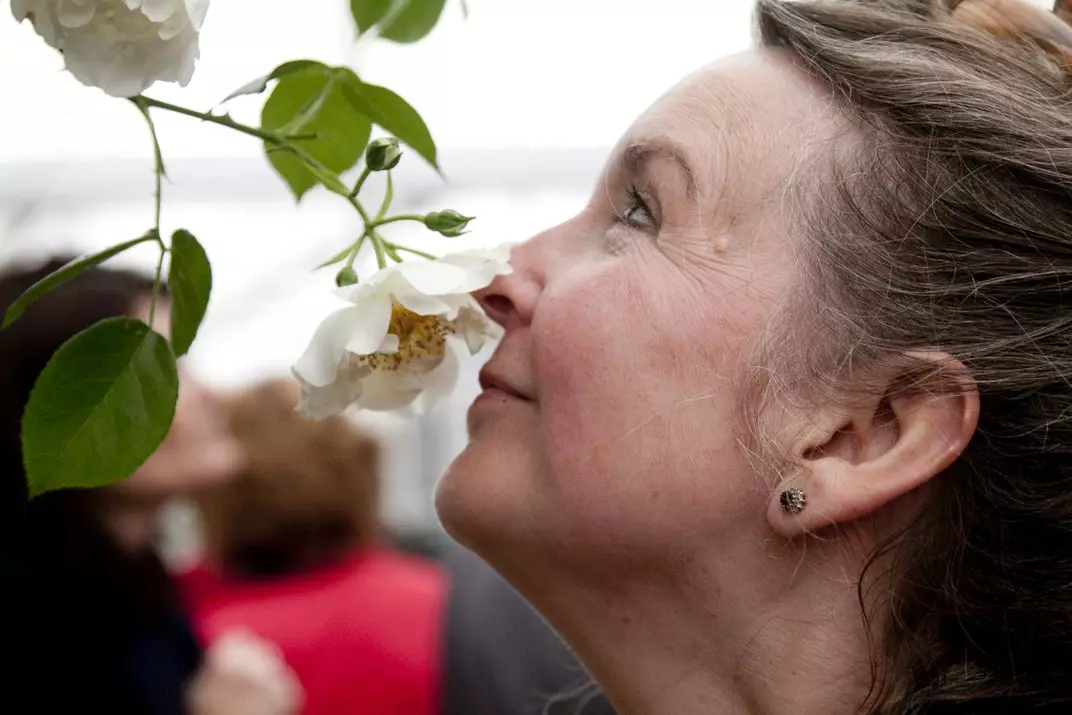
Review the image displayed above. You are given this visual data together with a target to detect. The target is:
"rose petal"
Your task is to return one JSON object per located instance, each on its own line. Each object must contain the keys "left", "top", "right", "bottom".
{"left": 376, "top": 333, "right": 400, "bottom": 354}
{"left": 11, "top": 0, "right": 36, "bottom": 21}
{"left": 31, "top": 0, "right": 207, "bottom": 96}
{"left": 435, "top": 247, "right": 514, "bottom": 292}
{"left": 439, "top": 244, "right": 515, "bottom": 268}
{"left": 157, "top": 10, "right": 186, "bottom": 39}
{"left": 293, "top": 306, "right": 368, "bottom": 387}
{"left": 295, "top": 372, "right": 363, "bottom": 420}
{"left": 14, "top": 1, "right": 62, "bottom": 48}
{"left": 343, "top": 293, "right": 392, "bottom": 355}
{"left": 395, "top": 260, "right": 470, "bottom": 296}
{"left": 357, "top": 372, "right": 422, "bottom": 412}
{"left": 454, "top": 303, "right": 498, "bottom": 354}
{"left": 62, "top": 32, "right": 158, "bottom": 96}
{"left": 415, "top": 340, "right": 461, "bottom": 414}
{"left": 170, "top": 39, "right": 199, "bottom": 86}
{"left": 58, "top": 0, "right": 96, "bottom": 28}
{"left": 140, "top": 0, "right": 179, "bottom": 23}
{"left": 393, "top": 288, "right": 453, "bottom": 317}
{"left": 334, "top": 267, "right": 400, "bottom": 303}
{"left": 183, "top": 0, "right": 210, "bottom": 29}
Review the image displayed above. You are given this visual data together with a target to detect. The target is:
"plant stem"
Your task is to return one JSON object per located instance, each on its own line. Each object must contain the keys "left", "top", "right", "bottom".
{"left": 149, "top": 247, "right": 167, "bottom": 328}
{"left": 344, "top": 192, "right": 390, "bottom": 270}
{"left": 346, "top": 233, "right": 368, "bottom": 268}
{"left": 350, "top": 167, "right": 371, "bottom": 198}
{"left": 135, "top": 96, "right": 346, "bottom": 200}
{"left": 390, "top": 244, "right": 438, "bottom": 260}
{"left": 317, "top": 243, "right": 352, "bottom": 269}
{"left": 133, "top": 96, "right": 444, "bottom": 280}
{"left": 136, "top": 94, "right": 379, "bottom": 252}
{"left": 373, "top": 213, "right": 425, "bottom": 228}
{"left": 375, "top": 172, "right": 394, "bottom": 221}
{"left": 369, "top": 230, "right": 388, "bottom": 269}
{"left": 346, "top": 195, "right": 373, "bottom": 227}
{"left": 131, "top": 98, "right": 166, "bottom": 234}
{"left": 136, "top": 95, "right": 283, "bottom": 144}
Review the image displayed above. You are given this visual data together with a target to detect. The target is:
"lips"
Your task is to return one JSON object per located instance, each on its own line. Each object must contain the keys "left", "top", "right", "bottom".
{"left": 478, "top": 366, "right": 531, "bottom": 402}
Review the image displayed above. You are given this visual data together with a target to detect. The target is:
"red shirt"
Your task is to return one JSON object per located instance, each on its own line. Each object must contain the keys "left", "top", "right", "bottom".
{"left": 178, "top": 548, "right": 447, "bottom": 715}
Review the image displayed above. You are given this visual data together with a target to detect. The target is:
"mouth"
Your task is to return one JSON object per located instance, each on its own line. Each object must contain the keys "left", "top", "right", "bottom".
{"left": 477, "top": 367, "right": 531, "bottom": 402}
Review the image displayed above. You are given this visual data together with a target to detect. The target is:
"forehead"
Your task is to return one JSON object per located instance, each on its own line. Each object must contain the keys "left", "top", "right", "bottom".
{"left": 618, "top": 49, "right": 845, "bottom": 218}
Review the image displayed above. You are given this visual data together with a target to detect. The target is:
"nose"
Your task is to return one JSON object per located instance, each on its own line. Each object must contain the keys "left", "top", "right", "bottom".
{"left": 473, "top": 244, "right": 540, "bottom": 331}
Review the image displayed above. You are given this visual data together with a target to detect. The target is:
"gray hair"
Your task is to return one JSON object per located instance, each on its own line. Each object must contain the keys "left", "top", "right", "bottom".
{"left": 756, "top": 0, "right": 1072, "bottom": 711}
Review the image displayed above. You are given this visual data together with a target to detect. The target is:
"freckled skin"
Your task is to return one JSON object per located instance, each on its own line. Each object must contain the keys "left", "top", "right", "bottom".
{"left": 437, "top": 52, "right": 837, "bottom": 582}
{"left": 436, "top": 51, "right": 935, "bottom": 715}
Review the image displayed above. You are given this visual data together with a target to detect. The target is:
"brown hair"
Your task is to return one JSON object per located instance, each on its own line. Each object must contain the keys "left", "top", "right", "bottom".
{"left": 753, "top": 0, "right": 1072, "bottom": 711}
{"left": 199, "top": 379, "right": 381, "bottom": 577}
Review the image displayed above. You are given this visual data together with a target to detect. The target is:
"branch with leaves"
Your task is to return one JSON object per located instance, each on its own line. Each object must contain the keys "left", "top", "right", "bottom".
{"left": 4, "top": 0, "right": 501, "bottom": 497}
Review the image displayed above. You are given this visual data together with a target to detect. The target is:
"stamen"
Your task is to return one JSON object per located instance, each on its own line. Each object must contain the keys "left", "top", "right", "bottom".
{"left": 359, "top": 303, "right": 454, "bottom": 371}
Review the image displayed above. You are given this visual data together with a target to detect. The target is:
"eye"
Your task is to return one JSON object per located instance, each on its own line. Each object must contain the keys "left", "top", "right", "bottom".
{"left": 620, "top": 185, "right": 657, "bottom": 231}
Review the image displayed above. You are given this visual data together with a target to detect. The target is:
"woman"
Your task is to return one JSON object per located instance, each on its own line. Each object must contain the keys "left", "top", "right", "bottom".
{"left": 435, "top": 0, "right": 1072, "bottom": 712}
{"left": 182, "top": 379, "right": 614, "bottom": 715}
{"left": 1, "top": 258, "right": 300, "bottom": 715}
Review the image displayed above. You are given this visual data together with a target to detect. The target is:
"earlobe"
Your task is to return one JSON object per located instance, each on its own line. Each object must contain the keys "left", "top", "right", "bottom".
{"left": 768, "top": 355, "right": 979, "bottom": 537}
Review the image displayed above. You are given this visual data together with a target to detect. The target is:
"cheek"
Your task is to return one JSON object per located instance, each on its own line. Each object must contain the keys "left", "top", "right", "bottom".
{"left": 530, "top": 261, "right": 763, "bottom": 542}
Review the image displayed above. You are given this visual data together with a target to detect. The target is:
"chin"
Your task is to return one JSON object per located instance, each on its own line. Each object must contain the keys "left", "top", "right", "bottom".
{"left": 435, "top": 427, "right": 543, "bottom": 562}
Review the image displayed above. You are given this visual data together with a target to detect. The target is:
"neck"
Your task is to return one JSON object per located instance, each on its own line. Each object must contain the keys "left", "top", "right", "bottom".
{"left": 510, "top": 546, "right": 876, "bottom": 715}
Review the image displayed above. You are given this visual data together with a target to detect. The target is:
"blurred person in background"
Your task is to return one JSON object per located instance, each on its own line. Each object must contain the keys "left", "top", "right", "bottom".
{"left": 181, "top": 378, "right": 448, "bottom": 715}
{"left": 438, "top": 540, "right": 615, "bottom": 715}
{"left": 1, "top": 257, "right": 301, "bottom": 715}
{"left": 182, "top": 378, "right": 614, "bottom": 715}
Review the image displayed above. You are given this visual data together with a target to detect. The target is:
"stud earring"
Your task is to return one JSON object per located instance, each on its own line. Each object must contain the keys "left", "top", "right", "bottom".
{"left": 779, "top": 487, "right": 807, "bottom": 515}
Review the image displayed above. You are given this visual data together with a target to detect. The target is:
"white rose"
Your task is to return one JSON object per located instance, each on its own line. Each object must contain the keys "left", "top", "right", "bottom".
{"left": 293, "top": 246, "right": 513, "bottom": 419}
{"left": 11, "top": 0, "right": 210, "bottom": 98}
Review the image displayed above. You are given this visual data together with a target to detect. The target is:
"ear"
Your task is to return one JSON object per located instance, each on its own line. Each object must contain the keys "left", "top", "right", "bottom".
{"left": 767, "top": 353, "right": 979, "bottom": 537}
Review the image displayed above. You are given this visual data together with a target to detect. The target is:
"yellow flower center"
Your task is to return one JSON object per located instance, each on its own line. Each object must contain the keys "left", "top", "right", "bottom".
{"left": 360, "top": 303, "right": 453, "bottom": 371}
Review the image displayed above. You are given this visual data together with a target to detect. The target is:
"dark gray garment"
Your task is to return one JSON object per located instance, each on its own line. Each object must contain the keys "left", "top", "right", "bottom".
{"left": 440, "top": 541, "right": 617, "bottom": 715}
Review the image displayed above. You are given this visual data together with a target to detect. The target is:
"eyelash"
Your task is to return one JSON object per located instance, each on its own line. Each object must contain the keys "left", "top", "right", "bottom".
{"left": 620, "top": 185, "right": 656, "bottom": 231}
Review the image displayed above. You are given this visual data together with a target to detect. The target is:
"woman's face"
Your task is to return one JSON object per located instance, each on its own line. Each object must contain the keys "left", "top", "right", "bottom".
{"left": 112, "top": 296, "right": 244, "bottom": 503}
{"left": 438, "top": 51, "right": 838, "bottom": 577}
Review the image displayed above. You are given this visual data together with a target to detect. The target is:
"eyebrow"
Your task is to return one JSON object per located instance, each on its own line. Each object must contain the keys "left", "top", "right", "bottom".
{"left": 620, "top": 138, "right": 700, "bottom": 201}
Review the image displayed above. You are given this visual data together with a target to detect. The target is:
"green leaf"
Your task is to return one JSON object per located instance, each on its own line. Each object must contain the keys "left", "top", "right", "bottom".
{"left": 222, "top": 59, "right": 324, "bottom": 103}
{"left": 22, "top": 318, "right": 179, "bottom": 496}
{"left": 2, "top": 233, "right": 158, "bottom": 329}
{"left": 267, "top": 144, "right": 352, "bottom": 197}
{"left": 339, "top": 73, "right": 438, "bottom": 169}
{"left": 278, "top": 74, "right": 337, "bottom": 137}
{"left": 261, "top": 66, "right": 372, "bottom": 201}
{"left": 351, "top": 0, "right": 392, "bottom": 33}
{"left": 379, "top": 0, "right": 448, "bottom": 43}
{"left": 350, "top": 0, "right": 447, "bottom": 42}
{"left": 168, "top": 229, "right": 212, "bottom": 357}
